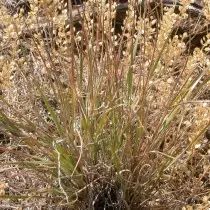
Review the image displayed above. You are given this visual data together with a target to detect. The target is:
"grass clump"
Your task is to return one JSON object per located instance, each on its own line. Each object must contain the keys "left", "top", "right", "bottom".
{"left": 0, "top": 0, "right": 209, "bottom": 209}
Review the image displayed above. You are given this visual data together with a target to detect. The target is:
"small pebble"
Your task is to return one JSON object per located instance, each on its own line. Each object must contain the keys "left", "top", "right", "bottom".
{"left": 205, "top": 128, "right": 210, "bottom": 141}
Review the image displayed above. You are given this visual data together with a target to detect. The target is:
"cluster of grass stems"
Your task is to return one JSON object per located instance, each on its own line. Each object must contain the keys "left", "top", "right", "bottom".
{"left": 0, "top": 0, "right": 209, "bottom": 209}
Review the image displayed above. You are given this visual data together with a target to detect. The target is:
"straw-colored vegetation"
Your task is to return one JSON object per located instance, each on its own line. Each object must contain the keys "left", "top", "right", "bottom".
{"left": 0, "top": 0, "right": 209, "bottom": 209}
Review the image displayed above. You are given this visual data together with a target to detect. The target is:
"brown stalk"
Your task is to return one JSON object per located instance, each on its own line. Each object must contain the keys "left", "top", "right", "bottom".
{"left": 67, "top": 0, "right": 76, "bottom": 90}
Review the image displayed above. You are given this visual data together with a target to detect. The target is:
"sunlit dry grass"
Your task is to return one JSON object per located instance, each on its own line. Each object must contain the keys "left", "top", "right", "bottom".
{"left": 0, "top": 0, "right": 209, "bottom": 209}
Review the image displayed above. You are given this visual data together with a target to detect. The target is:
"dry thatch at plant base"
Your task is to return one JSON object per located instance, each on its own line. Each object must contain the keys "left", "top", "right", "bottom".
{"left": 0, "top": 0, "right": 210, "bottom": 209}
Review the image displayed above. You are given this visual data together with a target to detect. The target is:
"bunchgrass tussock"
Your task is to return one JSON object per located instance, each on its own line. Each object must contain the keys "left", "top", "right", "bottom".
{"left": 0, "top": 0, "right": 209, "bottom": 209}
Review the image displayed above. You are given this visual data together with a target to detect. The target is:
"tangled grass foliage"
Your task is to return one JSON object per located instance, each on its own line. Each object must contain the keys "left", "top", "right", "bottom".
{"left": 0, "top": 0, "right": 210, "bottom": 209}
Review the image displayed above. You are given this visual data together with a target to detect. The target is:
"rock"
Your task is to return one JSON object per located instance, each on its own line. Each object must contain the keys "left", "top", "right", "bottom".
{"left": 205, "top": 127, "right": 210, "bottom": 141}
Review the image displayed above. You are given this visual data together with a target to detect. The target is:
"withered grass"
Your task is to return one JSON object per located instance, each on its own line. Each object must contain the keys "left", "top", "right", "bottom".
{"left": 0, "top": 0, "right": 209, "bottom": 209}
